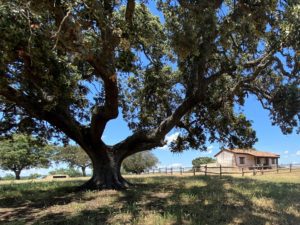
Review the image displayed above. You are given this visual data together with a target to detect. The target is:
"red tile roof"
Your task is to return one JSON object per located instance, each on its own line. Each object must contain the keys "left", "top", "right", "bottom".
{"left": 214, "top": 148, "right": 280, "bottom": 158}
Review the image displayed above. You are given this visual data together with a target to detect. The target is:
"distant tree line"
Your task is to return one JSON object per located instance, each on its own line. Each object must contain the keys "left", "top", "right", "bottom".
{"left": 0, "top": 133, "right": 90, "bottom": 179}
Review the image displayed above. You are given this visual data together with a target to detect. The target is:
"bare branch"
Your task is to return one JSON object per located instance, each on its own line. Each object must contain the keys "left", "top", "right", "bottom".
{"left": 243, "top": 50, "right": 276, "bottom": 83}
{"left": 243, "top": 50, "right": 275, "bottom": 68}
{"left": 52, "top": 9, "right": 72, "bottom": 50}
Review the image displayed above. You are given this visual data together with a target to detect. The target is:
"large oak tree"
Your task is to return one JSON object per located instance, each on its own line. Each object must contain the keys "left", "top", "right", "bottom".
{"left": 0, "top": 0, "right": 299, "bottom": 189}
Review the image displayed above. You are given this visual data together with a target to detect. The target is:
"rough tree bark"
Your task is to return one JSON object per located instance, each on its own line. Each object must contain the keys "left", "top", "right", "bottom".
{"left": 80, "top": 147, "right": 130, "bottom": 190}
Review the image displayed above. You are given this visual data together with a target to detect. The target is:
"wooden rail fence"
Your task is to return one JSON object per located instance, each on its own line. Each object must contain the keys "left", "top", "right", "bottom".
{"left": 141, "top": 164, "right": 300, "bottom": 177}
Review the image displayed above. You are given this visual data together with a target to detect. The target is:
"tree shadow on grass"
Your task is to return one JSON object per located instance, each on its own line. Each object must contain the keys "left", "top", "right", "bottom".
{"left": 1, "top": 176, "right": 299, "bottom": 225}
{"left": 0, "top": 180, "right": 97, "bottom": 224}
{"left": 0, "top": 182, "right": 76, "bottom": 207}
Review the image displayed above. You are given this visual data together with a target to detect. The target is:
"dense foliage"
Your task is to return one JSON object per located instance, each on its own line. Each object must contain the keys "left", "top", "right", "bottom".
{"left": 0, "top": 0, "right": 299, "bottom": 189}
{"left": 192, "top": 157, "right": 216, "bottom": 167}
{"left": 0, "top": 134, "right": 50, "bottom": 179}
{"left": 122, "top": 151, "right": 158, "bottom": 174}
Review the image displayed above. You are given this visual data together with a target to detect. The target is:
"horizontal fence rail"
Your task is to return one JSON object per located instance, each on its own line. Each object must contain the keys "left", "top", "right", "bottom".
{"left": 138, "top": 163, "right": 300, "bottom": 178}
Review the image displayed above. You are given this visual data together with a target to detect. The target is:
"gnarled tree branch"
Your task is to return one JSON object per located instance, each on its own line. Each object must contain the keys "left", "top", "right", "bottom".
{"left": 115, "top": 90, "right": 205, "bottom": 158}
{"left": 0, "top": 84, "right": 86, "bottom": 147}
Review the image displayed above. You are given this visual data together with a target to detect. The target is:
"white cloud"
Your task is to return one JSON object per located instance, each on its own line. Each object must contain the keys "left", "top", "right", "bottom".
{"left": 156, "top": 132, "right": 180, "bottom": 150}
{"left": 207, "top": 145, "right": 214, "bottom": 154}
{"left": 296, "top": 151, "right": 300, "bottom": 156}
{"left": 157, "top": 145, "right": 168, "bottom": 151}
{"left": 165, "top": 132, "right": 180, "bottom": 144}
{"left": 284, "top": 150, "right": 289, "bottom": 154}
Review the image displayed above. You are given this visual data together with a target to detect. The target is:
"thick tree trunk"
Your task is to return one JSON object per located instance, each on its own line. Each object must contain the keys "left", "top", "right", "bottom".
{"left": 14, "top": 170, "right": 21, "bottom": 180}
{"left": 80, "top": 149, "right": 130, "bottom": 190}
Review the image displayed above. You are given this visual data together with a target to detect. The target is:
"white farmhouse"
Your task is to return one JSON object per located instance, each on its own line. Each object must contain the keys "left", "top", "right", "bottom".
{"left": 214, "top": 148, "right": 280, "bottom": 169}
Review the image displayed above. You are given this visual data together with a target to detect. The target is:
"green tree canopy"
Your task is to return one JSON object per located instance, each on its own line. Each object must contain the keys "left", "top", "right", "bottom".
{"left": 192, "top": 157, "right": 216, "bottom": 167}
{"left": 122, "top": 151, "right": 158, "bottom": 174}
{"left": 0, "top": 134, "right": 50, "bottom": 179}
{"left": 52, "top": 145, "right": 91, "bottom": 176}
{"left": 0, "top": 0, "right": 299, "bottom": 189}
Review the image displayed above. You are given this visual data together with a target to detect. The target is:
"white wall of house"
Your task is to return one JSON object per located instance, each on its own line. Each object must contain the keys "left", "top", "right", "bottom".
{"left": 235, "top": 154, "right": 255, "bottom": 167}
{"left": 216, "top": 151, "right": 235, "bottom": 166}
{"left": 269, "top": 158, "right": 278, "bottom": 166}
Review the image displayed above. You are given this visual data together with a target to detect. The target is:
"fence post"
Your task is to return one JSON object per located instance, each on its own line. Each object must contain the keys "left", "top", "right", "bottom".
{"left": 166, "top": 167, "right": 167, "bottom": 174}
{"left": 182, "top": 168, "right": 184, "bottom": 174}
{"left": 290, "top": 164, "right": 292, "bottom": 173}
{"left": 253, "top": 167, "right": 256, "bottom": 176}
{"left": 171, "top": 167, "right": 173, "bottom": 175}
{"left": 205, "top": 165, "right": 207, "bottom": 176}
{"left": 180, "top": 167, "right": 182, "bottom": 175}
{"left": 153, "top": 169, "right": 155, "bottom": 174}
{"left": 159, "top": 168, "right": 161, "bottom": 174}
{"left": 276, "top": 164, "right": 279, "bottom": 173}
{"left": 193, "top": 167, "right": 196, "bottom": 176}
{"left": 261, "top": 166, "right": 264, "bottom": 175}
{"left": 219, "top": 165, "right": 222, "bottom": 178}
{"left": 242, "top": 168, "right": 244, "bottom": 176}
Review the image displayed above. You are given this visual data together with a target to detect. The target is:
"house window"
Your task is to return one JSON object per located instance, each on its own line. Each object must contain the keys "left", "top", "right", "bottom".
{"left": 239, "top": 157, "right": 245, "bottom": 164}
{"left": 272, "top": 158, "right": 275, "bottom": 164}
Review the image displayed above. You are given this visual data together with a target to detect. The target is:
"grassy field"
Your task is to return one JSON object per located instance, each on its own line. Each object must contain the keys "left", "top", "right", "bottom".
{"left": 0, "top": 171, "right": 299, "bottom": 225}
